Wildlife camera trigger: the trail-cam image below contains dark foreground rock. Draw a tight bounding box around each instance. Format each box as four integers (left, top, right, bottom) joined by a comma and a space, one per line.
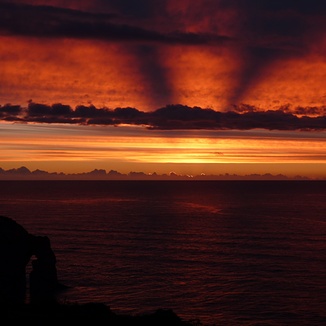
0, 216, 203, 325
1, 303, 201, 325
0, 215, 64, 304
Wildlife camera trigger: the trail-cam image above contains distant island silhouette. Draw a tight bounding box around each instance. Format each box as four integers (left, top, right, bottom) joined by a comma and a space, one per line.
0, 166, 315, 180
0, 216, 198, 325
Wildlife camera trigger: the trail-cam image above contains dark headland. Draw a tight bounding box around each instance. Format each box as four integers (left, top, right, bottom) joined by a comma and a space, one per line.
0, 216, 201, 325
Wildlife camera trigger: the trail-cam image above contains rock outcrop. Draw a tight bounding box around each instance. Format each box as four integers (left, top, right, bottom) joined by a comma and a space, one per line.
0, 216, 63, 304
0, 216, 199, 325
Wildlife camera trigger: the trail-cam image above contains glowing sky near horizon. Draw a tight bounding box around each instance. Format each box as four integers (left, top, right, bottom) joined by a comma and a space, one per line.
0, 0, 325, 177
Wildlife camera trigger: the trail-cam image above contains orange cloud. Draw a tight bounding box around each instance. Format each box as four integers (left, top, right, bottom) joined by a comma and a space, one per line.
242, 54, 326, 109
162, 45, 241, 110
0, 36, 152, 109
2, 1, 326, 110
1, 0, 326, 180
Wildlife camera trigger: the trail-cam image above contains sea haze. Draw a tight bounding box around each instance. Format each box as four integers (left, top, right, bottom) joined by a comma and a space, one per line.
0, 180, 325, 325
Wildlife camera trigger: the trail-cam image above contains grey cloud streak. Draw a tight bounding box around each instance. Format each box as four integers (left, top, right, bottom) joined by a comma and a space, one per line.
0, 2, 230, 45
1, 103, 325, 131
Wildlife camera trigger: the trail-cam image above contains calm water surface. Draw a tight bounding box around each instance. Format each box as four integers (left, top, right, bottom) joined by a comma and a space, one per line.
0, 180, 325, 325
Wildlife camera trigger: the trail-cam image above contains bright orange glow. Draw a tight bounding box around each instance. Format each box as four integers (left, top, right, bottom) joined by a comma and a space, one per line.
1, 1, 326, 179
243, 54, 326, 109
163, 46, 240, 110
3, 36, 326, 112
0, 36, 152, 110
1, 123, 325, 177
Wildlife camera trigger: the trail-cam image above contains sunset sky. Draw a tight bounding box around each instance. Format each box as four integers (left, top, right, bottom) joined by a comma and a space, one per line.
0, 0, 325, 178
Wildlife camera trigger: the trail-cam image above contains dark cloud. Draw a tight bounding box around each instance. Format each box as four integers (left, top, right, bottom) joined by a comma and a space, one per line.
242, 0, 326, 14
0, 104, 22, 117
150, 104, 220, 129
103, 0, 159, 19
51, 103, 73, 115
236, 0, 326, 45
280, 104, 326, 116
27, 102, 74, 116
74, 105, 109, 118
0, 2, 230, 45
150, 107, 303, 131
0, 2, 152, 40
25, 102, 82, 124
27, 103, 52, 116
233, 104, 326, 116
0, 104, 24, 122
87, 107, 148, 125
1, 102, 325, 131
147, 105, 326, 131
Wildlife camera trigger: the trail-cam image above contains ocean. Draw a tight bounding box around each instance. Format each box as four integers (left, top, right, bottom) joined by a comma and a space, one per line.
0, 180, 325, 325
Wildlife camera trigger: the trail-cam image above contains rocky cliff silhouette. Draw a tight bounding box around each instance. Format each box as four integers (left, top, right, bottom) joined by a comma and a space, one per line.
0, 216, 198, 325
0, 215, 64, 304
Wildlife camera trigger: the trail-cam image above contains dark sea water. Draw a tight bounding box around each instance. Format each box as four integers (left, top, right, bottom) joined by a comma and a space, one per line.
0, 180, 325, 325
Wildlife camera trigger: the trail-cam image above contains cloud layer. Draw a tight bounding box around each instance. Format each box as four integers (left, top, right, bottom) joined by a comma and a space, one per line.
0, 2, 230, 45
1, 1, 326, 109
1, 102, 325, 131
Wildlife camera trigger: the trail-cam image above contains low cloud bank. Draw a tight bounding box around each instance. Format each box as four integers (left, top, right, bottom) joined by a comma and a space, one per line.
1, 102, 325, 131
